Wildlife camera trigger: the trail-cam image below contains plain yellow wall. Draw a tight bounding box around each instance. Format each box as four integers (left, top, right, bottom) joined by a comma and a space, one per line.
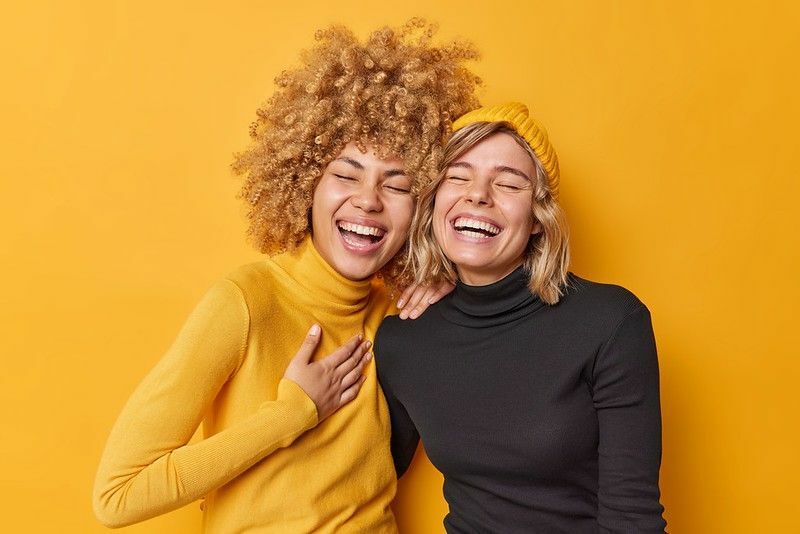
2, 1, 798, 532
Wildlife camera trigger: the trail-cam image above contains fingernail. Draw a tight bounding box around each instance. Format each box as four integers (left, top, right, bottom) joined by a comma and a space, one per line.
397, 298, 405, 308
366, 352, 373, 360
365, 340, 372, 348
310, 324, 320, 335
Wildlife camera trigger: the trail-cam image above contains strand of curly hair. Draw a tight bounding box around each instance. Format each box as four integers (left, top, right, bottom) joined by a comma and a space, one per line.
231, 18, 481, 288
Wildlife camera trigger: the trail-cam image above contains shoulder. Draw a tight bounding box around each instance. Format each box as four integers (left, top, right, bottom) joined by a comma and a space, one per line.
554, 273, 650, 339
367, 277, 396, 318
222, 261, 273, 294
375, 293, 445, 341
375, 313, 406, 351
217, 260, 286, 315
562, 272, 646, 315
374, 311, 419, 368
374, 297, 446, 365
187, 266, 265, 330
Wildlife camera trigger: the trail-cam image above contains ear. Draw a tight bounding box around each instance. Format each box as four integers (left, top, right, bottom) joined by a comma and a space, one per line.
531, 221, 543, 235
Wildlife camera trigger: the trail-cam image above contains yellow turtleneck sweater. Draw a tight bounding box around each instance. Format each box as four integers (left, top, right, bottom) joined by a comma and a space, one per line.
93, 236, 398, 533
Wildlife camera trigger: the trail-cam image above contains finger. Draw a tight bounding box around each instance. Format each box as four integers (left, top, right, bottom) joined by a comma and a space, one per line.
411, 287, 436, 319
292, 324, 321, 364
429, 281, 455, 304
335, 340, 370, 377
396, 283, 417, 310
341, 350, 371, 388
339, 375, 367, 405
408, 287, 436, 319
399, 284, 430, 320
322, 333, 363, 368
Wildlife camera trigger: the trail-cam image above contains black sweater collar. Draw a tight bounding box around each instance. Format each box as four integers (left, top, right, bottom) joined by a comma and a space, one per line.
440, 266, 547, 327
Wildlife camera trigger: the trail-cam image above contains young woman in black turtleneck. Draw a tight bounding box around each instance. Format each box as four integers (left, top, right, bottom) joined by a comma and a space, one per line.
375, 103, 668, 533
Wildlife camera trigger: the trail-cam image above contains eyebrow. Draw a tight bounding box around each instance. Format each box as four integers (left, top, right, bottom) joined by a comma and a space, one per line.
334, 157, 406, 177
448, 161, 531, 181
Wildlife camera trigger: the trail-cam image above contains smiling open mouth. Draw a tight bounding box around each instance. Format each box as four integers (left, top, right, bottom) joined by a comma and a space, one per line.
453, 217, 501, 238
337, 221, 387, 248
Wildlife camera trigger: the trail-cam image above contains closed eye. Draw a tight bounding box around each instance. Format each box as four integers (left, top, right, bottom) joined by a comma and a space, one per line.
497, 183, 523, 191
385, 185, 411, 193
333, 174, 357, 182
446, 176, 468, 183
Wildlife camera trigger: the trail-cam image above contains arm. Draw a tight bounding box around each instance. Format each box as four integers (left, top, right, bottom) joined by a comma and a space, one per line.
374, 326, 420, 477
93, 279, 319, 528
382, 381, 420, 477
592, 304, 668, 533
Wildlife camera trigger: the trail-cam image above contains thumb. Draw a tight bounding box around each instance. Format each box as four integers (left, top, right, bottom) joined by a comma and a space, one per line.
293, 324, 321, 364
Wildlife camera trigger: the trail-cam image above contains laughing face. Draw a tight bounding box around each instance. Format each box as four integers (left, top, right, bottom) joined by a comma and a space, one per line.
311, 142, 414, 281
432, 132, 541, 286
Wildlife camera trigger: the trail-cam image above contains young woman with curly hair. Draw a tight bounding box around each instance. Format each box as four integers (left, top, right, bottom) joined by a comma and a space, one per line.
93, 20, 480, 533
376, 103, 667, 532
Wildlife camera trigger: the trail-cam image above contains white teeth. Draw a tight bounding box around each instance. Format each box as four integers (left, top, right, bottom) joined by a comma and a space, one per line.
338, 221, 385, 237
459, 230, 486, 239
453, 217, 500, 235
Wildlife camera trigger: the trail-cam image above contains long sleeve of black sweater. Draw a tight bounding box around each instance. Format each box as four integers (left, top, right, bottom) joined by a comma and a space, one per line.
375, 269, 667, 533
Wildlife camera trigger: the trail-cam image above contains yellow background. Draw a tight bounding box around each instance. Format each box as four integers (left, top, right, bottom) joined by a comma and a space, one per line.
2, 1, 798, 532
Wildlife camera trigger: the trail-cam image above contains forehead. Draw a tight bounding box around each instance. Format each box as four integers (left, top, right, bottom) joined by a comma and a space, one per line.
451, 132, 536, 174
333, 141, 405, 169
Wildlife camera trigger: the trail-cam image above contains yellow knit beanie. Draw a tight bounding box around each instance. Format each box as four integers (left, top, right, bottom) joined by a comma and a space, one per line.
452, 102, 560, 194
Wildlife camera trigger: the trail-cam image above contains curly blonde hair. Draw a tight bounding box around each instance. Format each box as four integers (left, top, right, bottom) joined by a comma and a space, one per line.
231, 19, 481, 285
409, 122, 571, 304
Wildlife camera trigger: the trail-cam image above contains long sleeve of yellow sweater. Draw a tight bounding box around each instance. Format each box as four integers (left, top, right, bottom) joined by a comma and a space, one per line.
93, 236, 398, 533
93, 279, 319, 528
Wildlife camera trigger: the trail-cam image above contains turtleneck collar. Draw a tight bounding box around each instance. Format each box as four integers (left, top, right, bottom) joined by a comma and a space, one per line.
439, 266, 546, 327
271, 235, 373, 311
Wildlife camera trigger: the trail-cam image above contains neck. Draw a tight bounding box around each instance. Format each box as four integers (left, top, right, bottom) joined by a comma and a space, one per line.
439, 264, 544, 328
271, 235, 374, 310
456, 258, 526, 286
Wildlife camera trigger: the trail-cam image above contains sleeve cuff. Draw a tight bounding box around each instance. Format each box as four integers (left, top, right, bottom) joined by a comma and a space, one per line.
277, 377, 319, 428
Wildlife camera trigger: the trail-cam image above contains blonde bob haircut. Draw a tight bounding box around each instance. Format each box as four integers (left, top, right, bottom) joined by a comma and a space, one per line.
408, 121, 571, 305
231, 19, 481, 287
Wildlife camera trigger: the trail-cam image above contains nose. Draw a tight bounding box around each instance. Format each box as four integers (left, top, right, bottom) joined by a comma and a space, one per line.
350, 182, 383, 212
464, 180, 491, 206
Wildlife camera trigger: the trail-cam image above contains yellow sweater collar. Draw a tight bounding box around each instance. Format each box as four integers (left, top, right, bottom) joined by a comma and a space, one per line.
271, 235, 373, 310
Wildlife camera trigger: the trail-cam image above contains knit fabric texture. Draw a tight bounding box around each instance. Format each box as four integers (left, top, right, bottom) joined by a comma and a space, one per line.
94, 235, 398, 533
452, 102, 560, 194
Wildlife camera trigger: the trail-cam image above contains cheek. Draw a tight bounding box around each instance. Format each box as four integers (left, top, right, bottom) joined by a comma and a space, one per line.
433, 187, 457, 221
431, 199, 448, 235
502, 197, 535, 234
310, 188, 324, 231
311, 180, 346, 218
310, 191, 329, 234
388, 197, 414, 233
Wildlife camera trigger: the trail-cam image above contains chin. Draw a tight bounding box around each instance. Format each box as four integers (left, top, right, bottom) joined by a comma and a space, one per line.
331, 256, 381, 281
446, 249, 492, 270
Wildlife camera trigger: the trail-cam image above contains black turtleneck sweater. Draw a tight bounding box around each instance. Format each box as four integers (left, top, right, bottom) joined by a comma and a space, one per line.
375, 268, 667, 533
